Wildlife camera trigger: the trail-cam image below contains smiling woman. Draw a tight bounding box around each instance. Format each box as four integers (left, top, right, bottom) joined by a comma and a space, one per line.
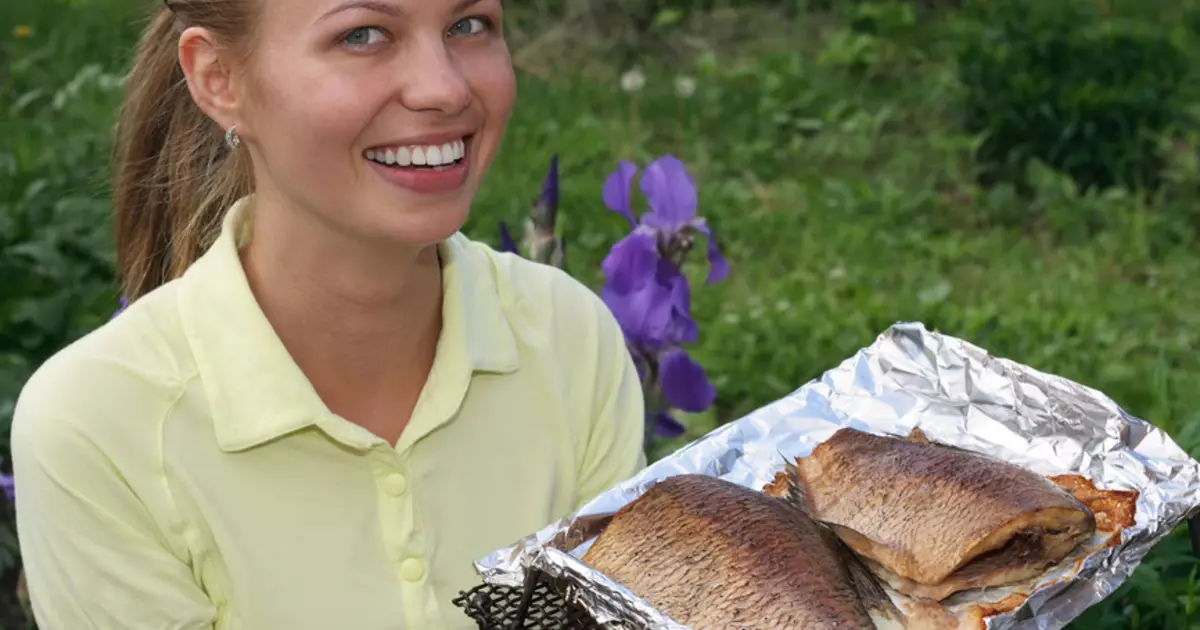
8, 1, 645, 629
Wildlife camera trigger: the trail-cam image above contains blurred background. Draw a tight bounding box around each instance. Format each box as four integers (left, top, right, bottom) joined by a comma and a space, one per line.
4, 0, 1200, 627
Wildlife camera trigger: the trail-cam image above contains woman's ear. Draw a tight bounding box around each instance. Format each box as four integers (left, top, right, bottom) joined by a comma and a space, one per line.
177, 26, 242, 133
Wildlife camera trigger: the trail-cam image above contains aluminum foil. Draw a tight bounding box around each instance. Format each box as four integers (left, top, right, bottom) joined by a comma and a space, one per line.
474, 322, 1200, 629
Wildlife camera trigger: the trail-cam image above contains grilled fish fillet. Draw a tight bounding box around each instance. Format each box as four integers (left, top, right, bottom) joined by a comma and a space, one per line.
581, 473, 905, 629
777, 427, 1096, 601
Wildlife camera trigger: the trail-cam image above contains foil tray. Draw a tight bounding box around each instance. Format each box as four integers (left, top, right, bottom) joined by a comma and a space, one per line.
469, 322, 1200, 629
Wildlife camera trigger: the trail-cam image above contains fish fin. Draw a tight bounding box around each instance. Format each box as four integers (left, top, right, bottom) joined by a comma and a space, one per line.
781, 459, 815, 518
906, 427, 931, 444
838, 542, 905, 627
869, 609, 909, 630
905, 427, 990, 460
782, 458, 906, 626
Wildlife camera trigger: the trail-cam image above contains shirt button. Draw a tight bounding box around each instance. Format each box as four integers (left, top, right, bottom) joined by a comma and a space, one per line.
399, 557, 426, 582
183, 528, 203, 549
383, 472, 408, 497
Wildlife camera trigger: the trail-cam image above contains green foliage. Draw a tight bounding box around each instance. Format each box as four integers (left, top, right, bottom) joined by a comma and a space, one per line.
609, 0, 799, 25
0, 5, 137, 618
1, 50, 127, 455
956, 0, 1193, 196
3, 0, 1200, 628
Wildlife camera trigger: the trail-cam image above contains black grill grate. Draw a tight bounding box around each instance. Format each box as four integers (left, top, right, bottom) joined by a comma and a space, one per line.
453, 571, 605, 630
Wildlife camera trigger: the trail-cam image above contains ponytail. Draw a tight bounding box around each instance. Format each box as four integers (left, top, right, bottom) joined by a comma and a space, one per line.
111, 3, 255, 302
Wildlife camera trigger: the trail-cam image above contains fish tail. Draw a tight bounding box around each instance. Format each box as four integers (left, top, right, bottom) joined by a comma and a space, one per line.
782, 459, 906, 628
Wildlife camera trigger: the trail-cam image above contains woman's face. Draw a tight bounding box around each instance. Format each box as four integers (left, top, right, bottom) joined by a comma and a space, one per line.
238, 0, 514, 247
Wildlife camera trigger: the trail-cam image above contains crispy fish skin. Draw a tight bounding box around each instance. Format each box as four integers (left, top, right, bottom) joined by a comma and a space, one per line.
786, 428, 1096, 598
581, 474, 903, 630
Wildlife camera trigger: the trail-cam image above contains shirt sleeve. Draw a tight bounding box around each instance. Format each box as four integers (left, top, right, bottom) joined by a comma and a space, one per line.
574, 295, 648, 509
11, 357, 218, 630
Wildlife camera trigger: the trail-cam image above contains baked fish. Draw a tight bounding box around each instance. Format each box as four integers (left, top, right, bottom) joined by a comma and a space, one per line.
771, 427, 1097, 601
580, 473, 905, 630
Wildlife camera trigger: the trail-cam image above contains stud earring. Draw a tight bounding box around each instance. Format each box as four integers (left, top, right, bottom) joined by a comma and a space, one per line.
225, 125, 242, 151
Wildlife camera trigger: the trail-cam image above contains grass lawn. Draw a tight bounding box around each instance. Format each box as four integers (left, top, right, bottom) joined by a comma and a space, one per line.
4, 0, 1200, 627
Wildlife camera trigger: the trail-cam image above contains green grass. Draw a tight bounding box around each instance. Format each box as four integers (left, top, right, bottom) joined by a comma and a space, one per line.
4, 0, 1200, 628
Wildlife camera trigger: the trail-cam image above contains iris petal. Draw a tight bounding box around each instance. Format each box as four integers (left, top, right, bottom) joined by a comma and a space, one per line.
601, 161, 639, 227
600, 227, 659, 294
690, 219, 729, 284
639, 154, 698, 233
497, 221, 519, 254
658, 347, 717, 413
111, 295, 128, 319
654, 411, 687, 439
601, 281, 673, 347
540, 154, 559, 211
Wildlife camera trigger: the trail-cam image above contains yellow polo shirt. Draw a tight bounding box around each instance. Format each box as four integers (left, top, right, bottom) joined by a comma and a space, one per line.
11, 195, 646, 629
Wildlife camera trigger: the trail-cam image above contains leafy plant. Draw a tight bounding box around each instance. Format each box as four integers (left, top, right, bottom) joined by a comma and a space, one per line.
956, 0, 1193, 196
499, 156, 566, 268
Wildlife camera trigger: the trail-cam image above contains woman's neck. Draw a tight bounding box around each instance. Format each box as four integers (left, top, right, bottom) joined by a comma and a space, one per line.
238, 195, 444, 445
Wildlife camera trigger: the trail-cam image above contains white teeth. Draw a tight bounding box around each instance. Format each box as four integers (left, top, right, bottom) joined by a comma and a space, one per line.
365, 137, 468, 167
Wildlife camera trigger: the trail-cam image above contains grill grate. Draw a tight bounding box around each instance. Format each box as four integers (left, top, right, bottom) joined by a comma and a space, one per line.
453, 571, 605, 630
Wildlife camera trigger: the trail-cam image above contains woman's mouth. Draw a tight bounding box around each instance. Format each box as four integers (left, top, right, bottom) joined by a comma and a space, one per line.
364, 137, 469, 171
363, 135, 474, 195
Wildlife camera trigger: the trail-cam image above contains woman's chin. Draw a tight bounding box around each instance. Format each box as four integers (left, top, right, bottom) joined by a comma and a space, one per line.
357, 201, 472, 248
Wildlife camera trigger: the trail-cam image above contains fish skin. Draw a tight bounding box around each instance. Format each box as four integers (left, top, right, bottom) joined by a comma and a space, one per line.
785, 427, 1096, 599
581, 473, 903, 630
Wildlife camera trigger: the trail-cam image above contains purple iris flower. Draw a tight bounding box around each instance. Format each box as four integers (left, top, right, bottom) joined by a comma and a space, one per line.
112, 295, 128, 319
651, 411, 685, 439
599, 255, 696, 348
657, 347, 716, 413
598, 155, 726, 439
636, 346, 717, 439
599, 155, 726, 348
601, 155, 728, 286
497, 221, 519, 254
0, 473, 13, 506
500, 155, 565, 267
489, 153, 728, 445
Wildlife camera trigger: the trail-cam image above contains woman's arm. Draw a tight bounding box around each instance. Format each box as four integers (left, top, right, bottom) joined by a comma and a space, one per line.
12, 356, 218, 630
573, 295, 648, 509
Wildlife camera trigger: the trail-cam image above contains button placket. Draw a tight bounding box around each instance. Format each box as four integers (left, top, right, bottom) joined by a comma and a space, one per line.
371, 449, 429, 590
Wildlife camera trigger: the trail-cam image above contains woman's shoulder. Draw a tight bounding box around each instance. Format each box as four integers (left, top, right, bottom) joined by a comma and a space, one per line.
454, 233, 623, 345
12, 281, 196, 449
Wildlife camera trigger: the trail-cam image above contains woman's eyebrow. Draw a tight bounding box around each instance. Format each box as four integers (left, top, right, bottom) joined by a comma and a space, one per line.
319, 1, 401, 21
454, 0, 487, 12
318, 0, 487, 22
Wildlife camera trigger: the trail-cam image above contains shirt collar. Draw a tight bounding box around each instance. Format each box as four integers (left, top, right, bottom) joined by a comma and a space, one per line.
177, 195, 520, 453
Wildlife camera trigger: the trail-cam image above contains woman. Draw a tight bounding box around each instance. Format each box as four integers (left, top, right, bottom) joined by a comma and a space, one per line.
10, 0, 646, 628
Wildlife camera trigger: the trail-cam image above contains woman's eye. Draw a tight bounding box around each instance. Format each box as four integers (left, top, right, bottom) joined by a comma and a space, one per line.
342, 26, 386, 48
448, 17, 490, 37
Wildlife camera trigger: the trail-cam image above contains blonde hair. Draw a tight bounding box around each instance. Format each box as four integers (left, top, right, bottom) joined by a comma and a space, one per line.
112, 1, 258, 302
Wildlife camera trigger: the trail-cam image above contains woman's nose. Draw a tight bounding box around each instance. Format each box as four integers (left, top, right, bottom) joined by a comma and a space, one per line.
399, 40, 472, 115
